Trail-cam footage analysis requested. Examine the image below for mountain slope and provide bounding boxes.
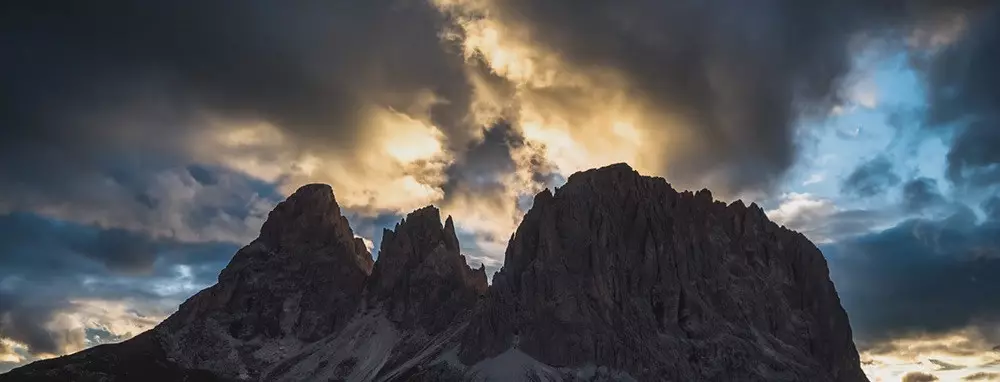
[0,164,868,382]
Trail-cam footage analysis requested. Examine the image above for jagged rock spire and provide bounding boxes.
[369,205,487,333]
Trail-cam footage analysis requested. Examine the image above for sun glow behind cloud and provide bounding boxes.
[860,330,1000,382]
[3,0,1000,378]
[0,339,27,364]
[437,0,691,194]
[198,105,453,216]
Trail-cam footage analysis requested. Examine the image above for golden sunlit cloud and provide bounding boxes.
[439,135,552,267]
[860,329,1000,382]
[0,299,167,368]
[0,339,27,364]
[198,103,454,216]
[434,0,741,199]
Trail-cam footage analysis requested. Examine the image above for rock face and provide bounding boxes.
[153,184,376,379]
[368,206,488,333]
[1,164,868,382]
[459,164,867,381]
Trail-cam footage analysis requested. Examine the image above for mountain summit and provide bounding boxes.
[1,164,869,382]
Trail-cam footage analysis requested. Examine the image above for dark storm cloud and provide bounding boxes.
[903,177,947,212]
[983,196,1000,221]
[1,0,469,147]
[0,212,238,356]
[442,124,523,198]
[825,209,1000,345]
[2,0,996,211]
[925,8,1000,188]
[842,155,902,197]
[0,0,473,226]
[442,123,555,199]
[0,162,283,246]
[0,211,238,285]
[0,292,75,356]
[187,165,219,186]
[3,0,470,355]
[2,0,995,216]
[445,0,995,193]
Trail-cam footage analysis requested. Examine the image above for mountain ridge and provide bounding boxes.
[0,163,869,382]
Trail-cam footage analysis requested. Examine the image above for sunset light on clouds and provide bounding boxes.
[2,1,1000,380]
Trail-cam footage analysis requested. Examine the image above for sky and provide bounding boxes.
[1,1,999,380]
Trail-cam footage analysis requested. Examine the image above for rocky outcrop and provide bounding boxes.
[368,206,488,333]
[260,206,488,382]
[156,184,377,379]
[460,163,867,381]
[168,184,372,335]
[1,164,868,382]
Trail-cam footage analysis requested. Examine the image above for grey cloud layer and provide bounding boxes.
[826,208,1000,345]
[926,8,1000,188]
[0,0,476,229]
[842,156,902,197]
[0,212,239,357]
[3,0,997,212]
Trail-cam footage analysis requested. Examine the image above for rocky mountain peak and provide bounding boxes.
[369,205,487,333]
[461,163,868,381]
[152,184,377,379]
[258,183,373,271]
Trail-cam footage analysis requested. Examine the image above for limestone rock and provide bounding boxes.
[459,163,867,381]
[368,206,488,333]
[156,184,376,379]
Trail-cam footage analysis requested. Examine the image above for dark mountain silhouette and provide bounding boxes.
[0,164,869,381]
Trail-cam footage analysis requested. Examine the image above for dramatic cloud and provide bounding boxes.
[2,0,995,251]
[826,211,1000,344]
[4,0,1000,377]
[903,177,948,213]
[0,212,237,362]
[0,0,474,226]
[858,328,1000,382]
[984,196,1000,221]
[438,123,556,269]
[434,0,992,197]
[925,8,1000,189]
[843,156,902,197]
[766,193,897,243]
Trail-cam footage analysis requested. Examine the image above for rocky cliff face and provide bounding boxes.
[152,184,377,379]
[459,164,866,381]
[0,164,868,382]
[368,206,488,333]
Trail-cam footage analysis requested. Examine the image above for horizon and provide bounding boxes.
[3,1,1000,381]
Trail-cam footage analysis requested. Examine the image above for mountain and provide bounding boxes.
[460,164,866,381]
[0,164,869,382]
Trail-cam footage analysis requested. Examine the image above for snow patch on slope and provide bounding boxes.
[463,346,638,382]
[466,348,564,381]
